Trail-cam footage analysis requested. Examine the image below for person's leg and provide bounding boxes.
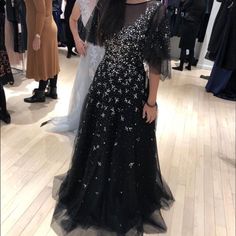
[46,75,58,99]
[172,48,185,71]
[38,80,48,90]
[65,18,73,58]
[49,75,58,88]
[65,18,76,58]
[24,80,47,103]
[53,11,65,47]
[0,84,11,124]
[185,49,194,71]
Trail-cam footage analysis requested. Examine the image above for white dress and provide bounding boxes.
[45,0,105,133]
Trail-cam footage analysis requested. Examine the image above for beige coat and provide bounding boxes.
[25,0,60,81]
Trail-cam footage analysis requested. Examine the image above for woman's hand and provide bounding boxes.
[32,36,41,51]
[142,103,158,124]
[75,37,87,56]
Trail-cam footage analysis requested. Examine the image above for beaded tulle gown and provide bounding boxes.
[52,1,174,235]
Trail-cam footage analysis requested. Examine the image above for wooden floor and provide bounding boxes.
[1,51,235,236]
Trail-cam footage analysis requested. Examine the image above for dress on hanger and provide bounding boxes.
[51,1,173,235]
[5,0,27,53]
[206,0,236,101]
[0,0,14,124]
[0,0,14,86]
[44,0,105,133]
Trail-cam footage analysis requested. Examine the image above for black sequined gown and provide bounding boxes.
[52,1,174,235]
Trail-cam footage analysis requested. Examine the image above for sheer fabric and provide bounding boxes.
[87,1,171,79]
[43,0,105,133]
[52,2,174,235]
[76,0,97,25]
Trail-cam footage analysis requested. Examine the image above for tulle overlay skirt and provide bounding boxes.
[44,44,104,133]
[51,58,174,235]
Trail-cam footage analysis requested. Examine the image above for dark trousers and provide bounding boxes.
[180,48,194,66]
[65,19,75,53]
[53,11,63,43]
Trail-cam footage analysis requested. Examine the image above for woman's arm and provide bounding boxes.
[147,70,160,107]
[32,0,46,51]
[143,69,160,124]
[69,3,86,56]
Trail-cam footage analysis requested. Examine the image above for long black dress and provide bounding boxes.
[52,1,174,235]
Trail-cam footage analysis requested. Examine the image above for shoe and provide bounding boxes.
[67,52,72,58]
[172,66,183,71]
[45,87,58,99]
[0,110,11,124]
[40,120,50,127]
[24,90,46,103]
[185,65,191,71]
[67,50,78,58]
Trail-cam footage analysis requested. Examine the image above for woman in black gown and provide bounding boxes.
[52,0,174,235]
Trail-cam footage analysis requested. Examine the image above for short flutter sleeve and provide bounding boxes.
[144,4,172,80]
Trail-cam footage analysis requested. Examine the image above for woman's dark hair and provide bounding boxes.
[97,0,126,45]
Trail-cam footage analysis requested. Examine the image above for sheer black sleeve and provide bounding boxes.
[144,4,172,80]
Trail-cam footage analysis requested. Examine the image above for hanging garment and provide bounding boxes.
[0,1,12,124]
[217,0,236,70]
[51,2,174,235]
[197,0,214,42]
[206,1,236,101]
[0,2,14,86]
[197,13,210,42]
[218,70,236,101]
[44,0,104,133]
[5,0,27,53]
[206,62,236,101]
[25,0,60,81]
[168,0,180,7]
[207,0,232,61]
[206,59,233,95]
